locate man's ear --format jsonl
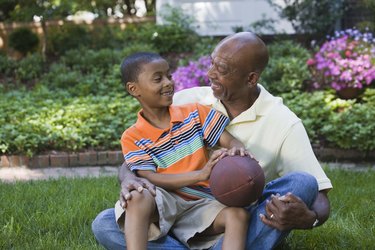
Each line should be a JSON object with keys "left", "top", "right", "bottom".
{"left": 126, "top": 82, "right": 138, "bottom": 96}
{"left": 247, "top": 72, "right": 259, "bottom": 87}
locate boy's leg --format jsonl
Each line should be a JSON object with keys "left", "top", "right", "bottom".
{"left": 92, "top": 210, "right": 188, "bottom": 250}
{"left": 211, "top": 171, "right": 319, "bottom": 250}
{"left": 202, "top": 207, "right": 249, "bottom": 250}
{"left": 125, "top": 190, "right": 156, "bottom": 250}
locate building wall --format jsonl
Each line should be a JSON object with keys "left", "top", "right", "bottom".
{"left": 156, "top": 0, "right": 295, "bottom": 36}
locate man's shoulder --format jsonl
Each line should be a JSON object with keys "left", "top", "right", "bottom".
{"left": 257, "top": 85, "right": 300, "bottom": 128}
{"left": 173, "top": 87, "right": 215, "bottom": 106}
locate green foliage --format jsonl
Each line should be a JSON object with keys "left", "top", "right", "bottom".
{"left": 121, "top": 43, "right": 157, "bottom": 57}
{"left": 61, "top": 48, "right": 122, "bottom": 74}
{"left": 152, "top": 24, "right": 198, "bottom": 54}
{"left": 261, "top": 41, "right": 311, "bottom": 95}
{"left": 15, "top": 53, "right": 44, "bottom": 82}
{"left": 321, "top": 96, "right": 375, "bottom": 151}
{"left": 0, "top": 88, "right": 139, "bottom": 156}
{"left": 268, "top": 0, "right": 346, "bottom": 37}
{"left": 8, "top": 27, "right": 39, "bottom": 55}
{"left": 47, "top": 24, "right": 91, "bottom": 56}
{"left": 281, "top": 91, "right": 332, "bottom": 144}
{"left": 0, "top": 54, "right": 16, "bottom": 77}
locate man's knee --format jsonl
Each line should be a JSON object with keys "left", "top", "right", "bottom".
{"left": 283, "top": 171, "right": 319, "bottom": 206}
{"left": 264, "top": 171, "right": 319, "bottom": 207}
{"left": 92, "top": 209, "right": 112, "bottom": 239}
{"left": 286, "top": 171, "right": 318, "bottom": 192}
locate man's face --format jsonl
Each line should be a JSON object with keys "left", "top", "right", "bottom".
{"left": 134, "top": 59, "right": 174, "bottom": 109}
{"left": 207, "top": 41, "right": 249, "bottom": 102}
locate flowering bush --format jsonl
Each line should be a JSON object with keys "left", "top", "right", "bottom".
{"left": 172, "top": 56, "right": 210, "bottom": 91}
{"left": 307, "top": 28, "right": 375, "bottom": 91}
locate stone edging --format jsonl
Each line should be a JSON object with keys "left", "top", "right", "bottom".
{"left": 1, "top": 148, "right": 375, "bottom": 169}
{"left": 313, "top": 147, "right": 375, "bottom": 162}
{"left": 0, "top": 151, "right": 123, "bottom": 168}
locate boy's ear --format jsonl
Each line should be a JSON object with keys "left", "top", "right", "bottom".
{"left": 126, "top": 82, "right": 139, "bottom": 96}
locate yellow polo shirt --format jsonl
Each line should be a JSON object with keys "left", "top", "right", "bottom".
{"left": 173, "top": 85, "right": 332, "bottom": 191}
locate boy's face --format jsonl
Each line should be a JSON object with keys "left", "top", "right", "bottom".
{"left": 129, "top": 59, "right": 174, "bottom": 109}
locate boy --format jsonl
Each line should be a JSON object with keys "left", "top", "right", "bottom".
{"left": 116, "top": 52, "right": 250, "bottom": 250}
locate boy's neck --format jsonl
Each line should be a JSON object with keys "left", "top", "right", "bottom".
{"left": 141, "top": 107, "right": 171, "bottom": 129}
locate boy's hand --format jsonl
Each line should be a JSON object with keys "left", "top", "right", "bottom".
{"left": 199, "top": 148, "right": 228, "bottom": 181}
{"left": 119, "top": 176, "right": 156, "bottom": 209}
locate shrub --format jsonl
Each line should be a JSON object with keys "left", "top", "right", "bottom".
{"left": 321, "top": 102, "right": 375, "bottom": 151}
{"left": 120, "top": 43, "right": 157, "bottom": 58}
{"left": 0, "top": 88, "right": 139, "bottom": 156}
{"left": 15, "top": 54, "right": 44, "bottom": 82}
{"left": 47, "top": 24, "right": 90, "bottom": 56}
{"left": 261, "top": 41, "right": 311, "bottom": 95}
{"left": 8, "top": 28, "right": 39, "bottom": 56}
{"left": 0, "top": 55, "right": 16, "bottom": 77}
{"left": 307, "top": 28, "right": 375, "bottom": 91}
{"left": 61, "top": 48, "right": 121, "bottom": 74}
{"left": 150, "top": 24, "right": 198, "bottom": 54}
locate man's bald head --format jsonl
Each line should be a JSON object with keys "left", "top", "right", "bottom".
{"left": 216, "top": 32, "right": 269, "bottom": 75}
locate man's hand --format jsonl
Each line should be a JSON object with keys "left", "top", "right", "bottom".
{"left": 259, "top": 192, "right": 316, "bottom": 231}
{"left": 227, "top": 146, "right": 249, "bottom": 157}
{"left": 119, "top": 175, "right": 156, "bottom": 209}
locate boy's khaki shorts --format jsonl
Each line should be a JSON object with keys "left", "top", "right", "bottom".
{"left": 115, "top": 187, "right": 226, "bottom": 249}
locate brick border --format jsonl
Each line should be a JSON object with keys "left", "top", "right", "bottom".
{"left": 0, "top": 151, "right": 123, "bottom": 168}
{"left": 1, "top": 148, "right": 375, "bottom": 169}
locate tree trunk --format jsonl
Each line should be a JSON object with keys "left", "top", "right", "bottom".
{"left": 41, "top": 18, "right": 47, "bottom": 62}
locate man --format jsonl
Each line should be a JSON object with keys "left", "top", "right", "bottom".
{"left": 92, "top": 32, "right": 332, "bottom": 249}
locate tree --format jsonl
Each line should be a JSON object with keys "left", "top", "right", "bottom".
{"left": 9, "top": 0, "right": 73, "bottom": 60}
{"left": 268, "top": 0, "right": 346, "bottom": 37}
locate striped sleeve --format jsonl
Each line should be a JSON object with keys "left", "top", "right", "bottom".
{"left": 121, "top": 131, "right": 156, "bottom": 173}
{"left": 196, "top": 103, "right": 229, "bottom": 147}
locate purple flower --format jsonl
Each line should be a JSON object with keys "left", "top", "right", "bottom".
{"left": 307, "top": 28, "right": 375, "bottom": 91}
{"left": 172, "top": 56, "right": 211, "bottom": 91}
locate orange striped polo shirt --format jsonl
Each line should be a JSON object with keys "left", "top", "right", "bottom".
{"left": 121, "top": 103, "right": 229, "bottom": 200}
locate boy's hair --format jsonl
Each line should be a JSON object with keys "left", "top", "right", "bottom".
{"left": 120, "top": 52, "right": 163, "bottom": 85}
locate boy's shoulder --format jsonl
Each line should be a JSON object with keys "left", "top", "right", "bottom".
{"left": 121, "top": 124, "right": 141, "bottom": 142}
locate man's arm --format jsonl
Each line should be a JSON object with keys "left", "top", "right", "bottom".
{"left": 118, "top": 161, "right": 156, "bottom": 209}
{"left": 260, "top": 122, "right": 332, "bottom": 230}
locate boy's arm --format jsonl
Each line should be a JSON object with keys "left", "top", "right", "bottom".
{"left": 137, "top": 149, "right": 227, "bottom": 190}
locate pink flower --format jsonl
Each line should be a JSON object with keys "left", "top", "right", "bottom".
{"left": 307, "top": 58, "right": 315, "bottom": 66}
{"left": 307, "top": 28, "right": 375, "bottom": 90}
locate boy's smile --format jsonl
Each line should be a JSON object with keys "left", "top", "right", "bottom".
{"left": 133, "top": 59, "right": 174, "bottom": 109}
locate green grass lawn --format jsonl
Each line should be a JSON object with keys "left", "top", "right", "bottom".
{"left": 1, "top": 167, "right": 374, "bottom": 249}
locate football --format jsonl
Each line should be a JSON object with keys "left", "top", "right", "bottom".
{"left": 209, "top": 155, "right": 265, "bottom": 207}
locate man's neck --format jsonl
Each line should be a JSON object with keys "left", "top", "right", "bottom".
{"left": 222, "top": 86, "right": 260, "bottom": 120}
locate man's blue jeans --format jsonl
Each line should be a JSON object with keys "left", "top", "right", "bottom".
{"left": 92, "top": 171, "right": 318, "bottom": 249}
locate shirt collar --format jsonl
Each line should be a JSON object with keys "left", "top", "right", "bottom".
{"left": 212, "top": 84, "right": 279, "bottom": 123}
{"left": 134, "top": 106, "right": 184, "bottom": 142}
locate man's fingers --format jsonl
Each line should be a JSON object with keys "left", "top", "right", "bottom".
{"left": 120, "top": 192, "right": 131, "bottom": 209}
{"left": 142, "top": 182, "right": 157, "bottom": 197}
{"left": 278, "top": 192, "right": 300, "bottom": 203}
{"left": 259, "top": 213, "right": 278, "bottom": 228}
